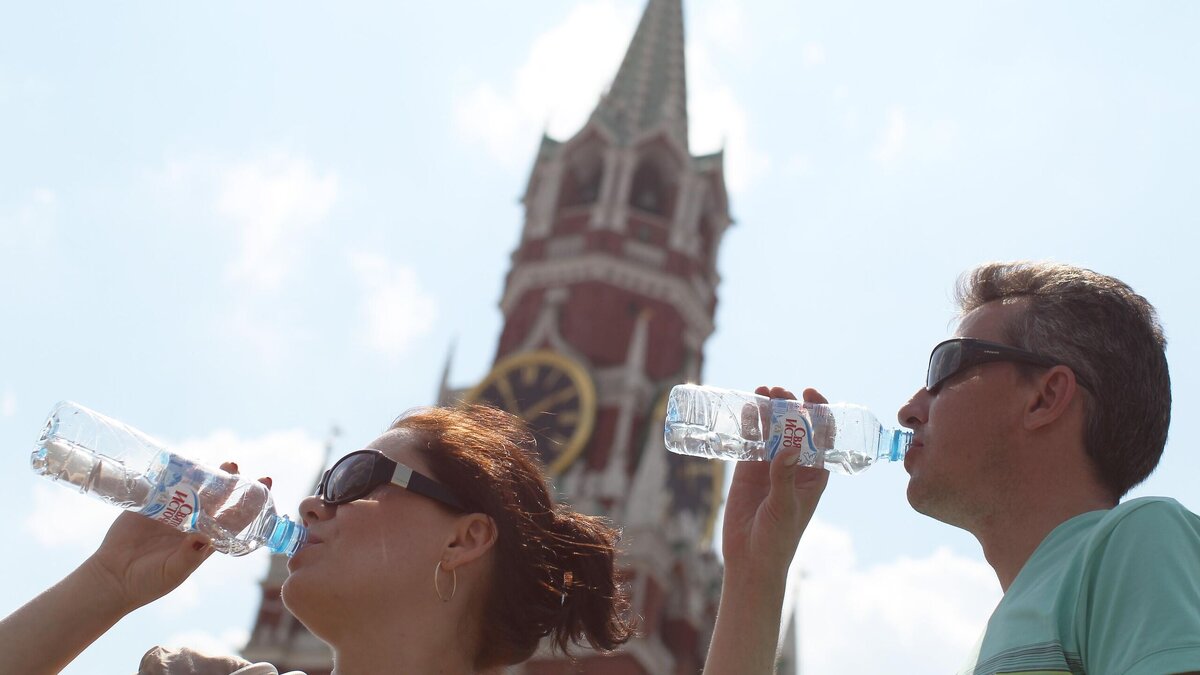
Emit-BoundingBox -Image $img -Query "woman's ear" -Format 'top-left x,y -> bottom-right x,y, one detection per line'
442,514 -> 497,570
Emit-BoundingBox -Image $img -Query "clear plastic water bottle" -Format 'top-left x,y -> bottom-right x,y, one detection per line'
664,384 -> 912,475
30,401 -> 307,557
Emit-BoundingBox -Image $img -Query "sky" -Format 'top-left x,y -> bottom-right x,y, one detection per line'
1,1 -> 1198,673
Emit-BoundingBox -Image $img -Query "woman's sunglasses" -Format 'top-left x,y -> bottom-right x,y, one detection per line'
315,449 -> 467,512
926,337 -> 1091,394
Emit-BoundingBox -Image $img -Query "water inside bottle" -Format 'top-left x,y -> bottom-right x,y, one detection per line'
665,422 -> 766,461
665,420 -> 881,474
32,437 -> 152,509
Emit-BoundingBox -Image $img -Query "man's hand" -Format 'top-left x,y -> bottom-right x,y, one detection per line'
721,386 -> 830,580
705,385 -> 831,675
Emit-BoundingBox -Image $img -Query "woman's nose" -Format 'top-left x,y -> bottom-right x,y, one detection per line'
299,494 -> 334,527
897,388 -> 931,429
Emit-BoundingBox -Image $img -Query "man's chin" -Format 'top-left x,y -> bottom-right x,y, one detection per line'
906,478 -> 946,521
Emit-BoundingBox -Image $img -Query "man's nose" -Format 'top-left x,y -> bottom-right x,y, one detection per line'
897,388 -> 931,429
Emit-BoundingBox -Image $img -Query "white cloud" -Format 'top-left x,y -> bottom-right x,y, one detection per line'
348,251 -> 438,361
217,154 -> 339,292
23,482 -> 114,549
686,43 -> 770,192
149,151 -> 339,293
454,1 -> 635,169
171,428 -> 327,516
223,302 -> 306,367
699,0 -> 747,52
802,42 -> 827,68
454,0 -> 769,192
148,152 -> 338,364
2,389 -> 15,418
869,107 -> 962,168
787,517 -> 1000,674
0,187 -> 57,250
872,106 -> 909,166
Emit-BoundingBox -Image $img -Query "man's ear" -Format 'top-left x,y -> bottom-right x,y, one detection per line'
442,514 -> 498,571
1024,365 -> 1084,431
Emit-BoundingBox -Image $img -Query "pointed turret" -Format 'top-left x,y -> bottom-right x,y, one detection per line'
589,0 -> 688,150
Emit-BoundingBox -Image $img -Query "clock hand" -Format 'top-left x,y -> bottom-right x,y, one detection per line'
493,377 -> 521,414
520,387 -> 579,420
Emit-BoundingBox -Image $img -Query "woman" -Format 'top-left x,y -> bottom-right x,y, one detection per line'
0,405 -> 633,674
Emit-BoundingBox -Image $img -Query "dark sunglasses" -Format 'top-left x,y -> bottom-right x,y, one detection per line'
926,338 -> 1091,394
315,449 -> 467,512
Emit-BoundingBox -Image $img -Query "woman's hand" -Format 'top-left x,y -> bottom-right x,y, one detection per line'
0,461 -> 265,675
83,462 -> 263,612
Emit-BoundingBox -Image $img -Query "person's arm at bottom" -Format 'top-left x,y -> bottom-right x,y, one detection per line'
703,386 -> 830,675
706,559 -> 790,675
0,461 -> 256,675
0,518 -> 212,675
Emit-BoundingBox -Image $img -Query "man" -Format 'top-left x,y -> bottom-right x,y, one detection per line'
705,261 -> 1200,675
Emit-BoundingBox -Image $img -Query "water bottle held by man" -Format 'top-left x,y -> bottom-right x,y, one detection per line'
30,401 -> 306,557
664,384 -> 912,475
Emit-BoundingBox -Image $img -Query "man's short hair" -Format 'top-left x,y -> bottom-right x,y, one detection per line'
956,261 -> 1171,500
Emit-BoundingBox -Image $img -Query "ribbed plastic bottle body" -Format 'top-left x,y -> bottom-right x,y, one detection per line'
663,384 -> 912,475
31,401 -> 306,557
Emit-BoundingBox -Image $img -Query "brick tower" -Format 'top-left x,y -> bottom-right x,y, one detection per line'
450,0 -> 733,671
243,1 -> 733,672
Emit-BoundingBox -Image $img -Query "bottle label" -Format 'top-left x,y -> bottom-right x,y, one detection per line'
138,453 -> 201,530
766,399 -> 820,465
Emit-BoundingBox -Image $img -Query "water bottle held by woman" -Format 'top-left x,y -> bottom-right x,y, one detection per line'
31,401 -> 306,557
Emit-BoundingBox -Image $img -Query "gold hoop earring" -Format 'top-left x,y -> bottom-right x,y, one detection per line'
434,560 -> 457,603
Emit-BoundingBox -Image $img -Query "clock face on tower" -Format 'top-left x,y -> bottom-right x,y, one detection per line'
462,350 -> 597,476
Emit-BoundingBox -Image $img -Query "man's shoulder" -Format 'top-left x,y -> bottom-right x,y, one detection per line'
1079,495 -> 1200,570
1100,495 -> 1199,531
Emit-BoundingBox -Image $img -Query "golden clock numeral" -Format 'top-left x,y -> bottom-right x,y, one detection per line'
521,365 -> 539,387
493,378 -> 520,415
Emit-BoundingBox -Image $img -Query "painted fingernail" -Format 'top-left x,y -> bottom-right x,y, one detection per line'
784,452 -> 801,466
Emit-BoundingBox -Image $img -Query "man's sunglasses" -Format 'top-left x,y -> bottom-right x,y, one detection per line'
315,449 -> 467,512
926,337 -> 1091,394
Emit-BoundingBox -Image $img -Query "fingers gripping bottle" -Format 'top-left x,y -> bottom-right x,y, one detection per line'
664,384 -> 913,475
30,401 -> 306,557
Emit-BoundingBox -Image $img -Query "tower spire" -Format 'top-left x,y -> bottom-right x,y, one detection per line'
589,0 -> 688,150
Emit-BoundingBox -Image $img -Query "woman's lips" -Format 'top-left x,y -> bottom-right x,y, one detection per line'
287,536 -> 324,569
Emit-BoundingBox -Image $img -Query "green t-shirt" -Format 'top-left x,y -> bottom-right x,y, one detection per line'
959,496 -> 1200,675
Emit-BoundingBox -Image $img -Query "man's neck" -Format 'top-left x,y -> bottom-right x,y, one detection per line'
974,491 -> 1114,592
